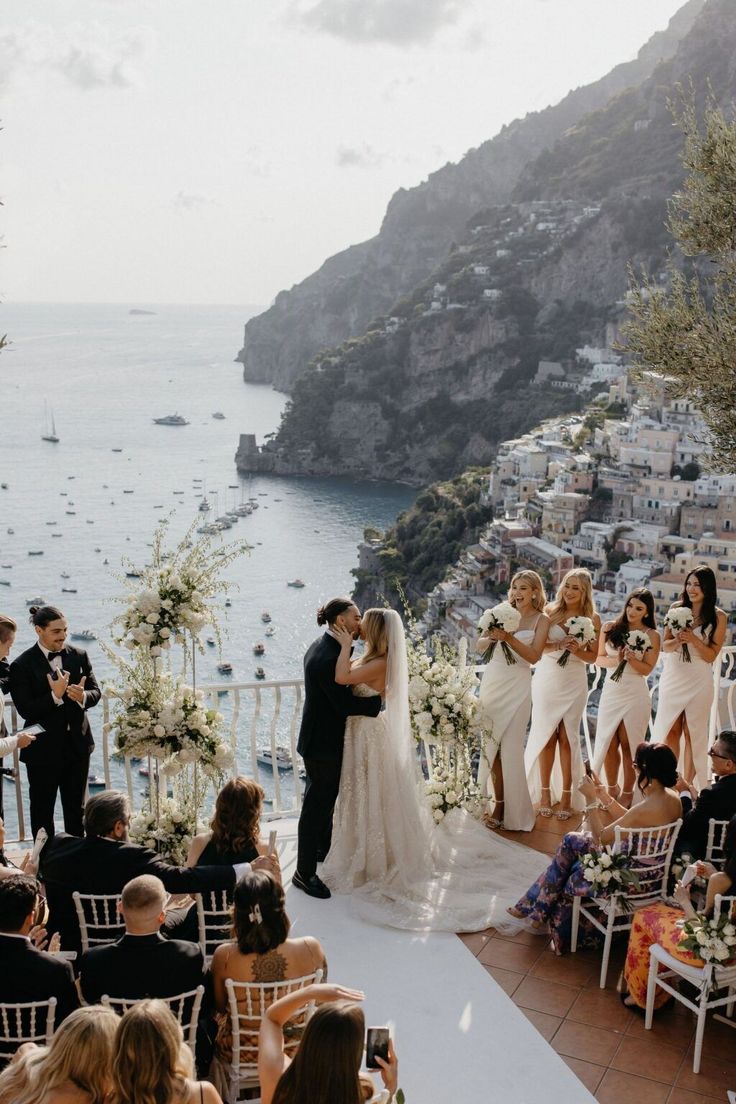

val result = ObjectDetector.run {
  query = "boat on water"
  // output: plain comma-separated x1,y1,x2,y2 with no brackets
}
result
65,510,76,515
253,642,265,655
46,521,57,527
256,745,292,770
6,529,14,535
225,599,232,608
153,414,189,426
126,571,142,579
261,611,272,623
87,775,106,790
139,767,150,778
111,448,123,452
255,667,266,680
26,596,46,606
0,483,7,490
61,587,77,593
217,662,233,675
0,564,11,569
264,626,275,637
52,533,63,538
287,579,306,588
212,412,226,420
0,580,10,587
41,403,60,444
28,550,44,557
123,489,135,494
61,572,71,578
71,629,97,641
206,637,216,647
198,498,211,512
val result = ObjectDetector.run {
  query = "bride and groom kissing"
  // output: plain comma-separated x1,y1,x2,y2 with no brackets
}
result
292,597,548,931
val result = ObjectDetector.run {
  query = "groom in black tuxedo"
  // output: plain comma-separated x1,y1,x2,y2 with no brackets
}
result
294,597,381,899
9,605,100,839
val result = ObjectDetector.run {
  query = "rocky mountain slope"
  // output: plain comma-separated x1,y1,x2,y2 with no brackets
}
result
236,0,704,392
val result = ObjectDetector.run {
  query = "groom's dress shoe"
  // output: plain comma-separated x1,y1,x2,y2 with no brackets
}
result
292,871,331,899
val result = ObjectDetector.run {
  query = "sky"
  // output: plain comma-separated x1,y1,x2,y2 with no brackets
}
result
0,0,689,306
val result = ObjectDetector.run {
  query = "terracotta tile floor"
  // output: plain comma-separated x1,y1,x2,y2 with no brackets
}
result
459,807,736,1104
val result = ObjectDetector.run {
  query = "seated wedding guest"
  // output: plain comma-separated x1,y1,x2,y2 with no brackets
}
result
508,743,682,955
79,874,205,1004
0,817,37,879
621,814,736,1009
187,776,280,877
0,874,79,1029
0,615,37,823
109,999,222,1104
258,983,399,1104
209,871,327,1093
9,605,102,839
0,1004,118,1104
675,729,736,858
40,791,279,953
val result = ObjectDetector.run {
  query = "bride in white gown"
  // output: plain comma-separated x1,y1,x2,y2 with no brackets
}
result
320,608,548,932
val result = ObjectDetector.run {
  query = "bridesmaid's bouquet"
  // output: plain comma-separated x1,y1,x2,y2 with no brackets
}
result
610,629,652,683
664,606,694,662
557,616,597,667
478,601,521,665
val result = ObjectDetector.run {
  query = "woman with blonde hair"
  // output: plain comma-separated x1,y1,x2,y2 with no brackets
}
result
476,571,550,831
110,999,221,1104
0,1005,118,1104
525,569,600,820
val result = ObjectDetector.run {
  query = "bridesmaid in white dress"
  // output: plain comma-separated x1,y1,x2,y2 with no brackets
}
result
651,565,726,787
525,569,601,820
592,589,659,806
476,571,550,832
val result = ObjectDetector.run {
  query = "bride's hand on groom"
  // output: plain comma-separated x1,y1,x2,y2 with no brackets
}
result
333,626,354,649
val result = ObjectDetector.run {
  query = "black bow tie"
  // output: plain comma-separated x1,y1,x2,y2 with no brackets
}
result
47,651,64,661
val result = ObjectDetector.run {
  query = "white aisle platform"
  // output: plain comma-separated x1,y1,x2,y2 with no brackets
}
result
273,818,594,1104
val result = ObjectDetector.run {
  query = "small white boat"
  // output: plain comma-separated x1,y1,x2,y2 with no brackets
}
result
261,611,272,623
0,580,10,587
153,413,189,426
28,550,44,556
87,774,106,790
257,746,293,770
255,666,266,680
264,626,275,637
212,412,226,420
253,642,265,655
225,598,232,608
206,637,216,647
217,662,233,675
42,403,60,444
61,572,71,579
71,629,97,641
61,587,77,593
198,498,211,513
287,579,306,588
26,596,47,606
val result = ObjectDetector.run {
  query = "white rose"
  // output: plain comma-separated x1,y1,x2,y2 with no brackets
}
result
433,808,445,823
153,724,166,738
713,943,730,962
599,853,612,868
159,627,171,639
149,646,162,657
446,790,458,804
146,613,158,625
696,930,709,945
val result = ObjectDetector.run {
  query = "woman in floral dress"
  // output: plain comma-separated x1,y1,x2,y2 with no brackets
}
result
507,744,682,955
622,815,736,1009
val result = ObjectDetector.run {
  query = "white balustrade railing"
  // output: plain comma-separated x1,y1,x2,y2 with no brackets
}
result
3,644,736,844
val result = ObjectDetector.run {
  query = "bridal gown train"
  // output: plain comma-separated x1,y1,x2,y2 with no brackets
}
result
524,624,588,813
477,629,536,832
321,686,548,932
651,627,715,788
592,641,652,789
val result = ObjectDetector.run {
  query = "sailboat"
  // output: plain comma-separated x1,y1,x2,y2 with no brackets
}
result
41,403,59,444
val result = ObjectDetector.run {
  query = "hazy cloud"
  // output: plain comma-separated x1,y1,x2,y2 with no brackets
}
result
294,0,463,46
335,144,386,168
171,191,215,213
0,22,155,92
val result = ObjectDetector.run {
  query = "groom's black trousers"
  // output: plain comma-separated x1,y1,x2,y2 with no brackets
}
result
297,756,342,879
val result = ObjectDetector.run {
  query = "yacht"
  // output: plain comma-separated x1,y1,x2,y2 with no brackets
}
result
217,662,233,675
0,580,10,587
26,596,47,606
28,550,44,556
41,403,60,443
254,666,266,680
198,498,211,513
253,642,265,655
287,579,306,588
261,611,272,623
206,637,216,647
87,775,106,790
61,587,77,594
264,626,276,637
71,629,97,641
256,745,292,770
212,412,226,420
153,414,189,426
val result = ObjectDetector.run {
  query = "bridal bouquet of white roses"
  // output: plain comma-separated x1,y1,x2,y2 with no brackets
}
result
130,797,205,866
477,601,521,665
676,911,736,967
664,606,694,662
610,629,652,683
557,616,597,667
581,844,640,907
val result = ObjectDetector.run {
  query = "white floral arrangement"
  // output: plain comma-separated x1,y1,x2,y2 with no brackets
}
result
478,601,521,666
676,911,736,966
425,748,482,823
557,615,597,667
581,844,640,907
664,605,694,662
110,658,234,780
130,798,205,866
116,519,250,656
610,629,652,683
407,634,478,747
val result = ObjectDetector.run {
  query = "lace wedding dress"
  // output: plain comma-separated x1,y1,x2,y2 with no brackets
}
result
320,612,548,932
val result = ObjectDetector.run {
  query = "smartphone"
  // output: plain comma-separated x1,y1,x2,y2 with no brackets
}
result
30,827,49,865
681,864,698,887
267,830,278,856
20,724,45,738
365,1027,390,1070
583,760,593,777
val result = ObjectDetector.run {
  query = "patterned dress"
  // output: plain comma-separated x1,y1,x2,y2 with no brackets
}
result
623,901,704,1009
511,832,599,954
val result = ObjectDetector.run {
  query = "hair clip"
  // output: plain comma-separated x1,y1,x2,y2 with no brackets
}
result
248,903,263,925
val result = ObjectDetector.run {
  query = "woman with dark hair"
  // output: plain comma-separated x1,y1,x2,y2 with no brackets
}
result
652,565,727,786
622,813,736,1009
507,743,682,954
258,983,399,1104
592,590,659,806
209,872,327,1089
187,776,278,872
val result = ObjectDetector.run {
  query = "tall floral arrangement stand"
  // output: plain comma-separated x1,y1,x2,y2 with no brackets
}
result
106,519,249,860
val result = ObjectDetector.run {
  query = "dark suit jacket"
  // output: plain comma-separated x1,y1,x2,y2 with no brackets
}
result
0,932,79,1024
678,773,736,858
297,633,382,761
0,657,9,744
80,931,205,1004
40,833,238,953
9,643,101,765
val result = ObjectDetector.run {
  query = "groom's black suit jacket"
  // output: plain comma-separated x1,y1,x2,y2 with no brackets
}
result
9,643,100,765
297,633,381,760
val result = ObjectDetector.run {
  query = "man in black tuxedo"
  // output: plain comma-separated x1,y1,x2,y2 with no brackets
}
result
79,874,205,1003
676,729,736,858
41,790,279,953
294,597,382,899
0,874,79,1029
9,605,101,838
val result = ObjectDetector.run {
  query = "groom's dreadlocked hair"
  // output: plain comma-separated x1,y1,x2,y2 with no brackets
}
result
316,597,353,626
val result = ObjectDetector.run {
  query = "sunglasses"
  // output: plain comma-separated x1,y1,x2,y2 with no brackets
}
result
708,749,730,761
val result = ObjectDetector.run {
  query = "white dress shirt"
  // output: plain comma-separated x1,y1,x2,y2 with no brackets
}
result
37,643,86,709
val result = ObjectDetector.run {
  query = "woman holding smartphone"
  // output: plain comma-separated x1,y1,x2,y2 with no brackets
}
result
651,565,726,786
592,590,659,806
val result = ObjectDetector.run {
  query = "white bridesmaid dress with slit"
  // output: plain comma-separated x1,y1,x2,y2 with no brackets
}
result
592,641,653,785
651,627,715,787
